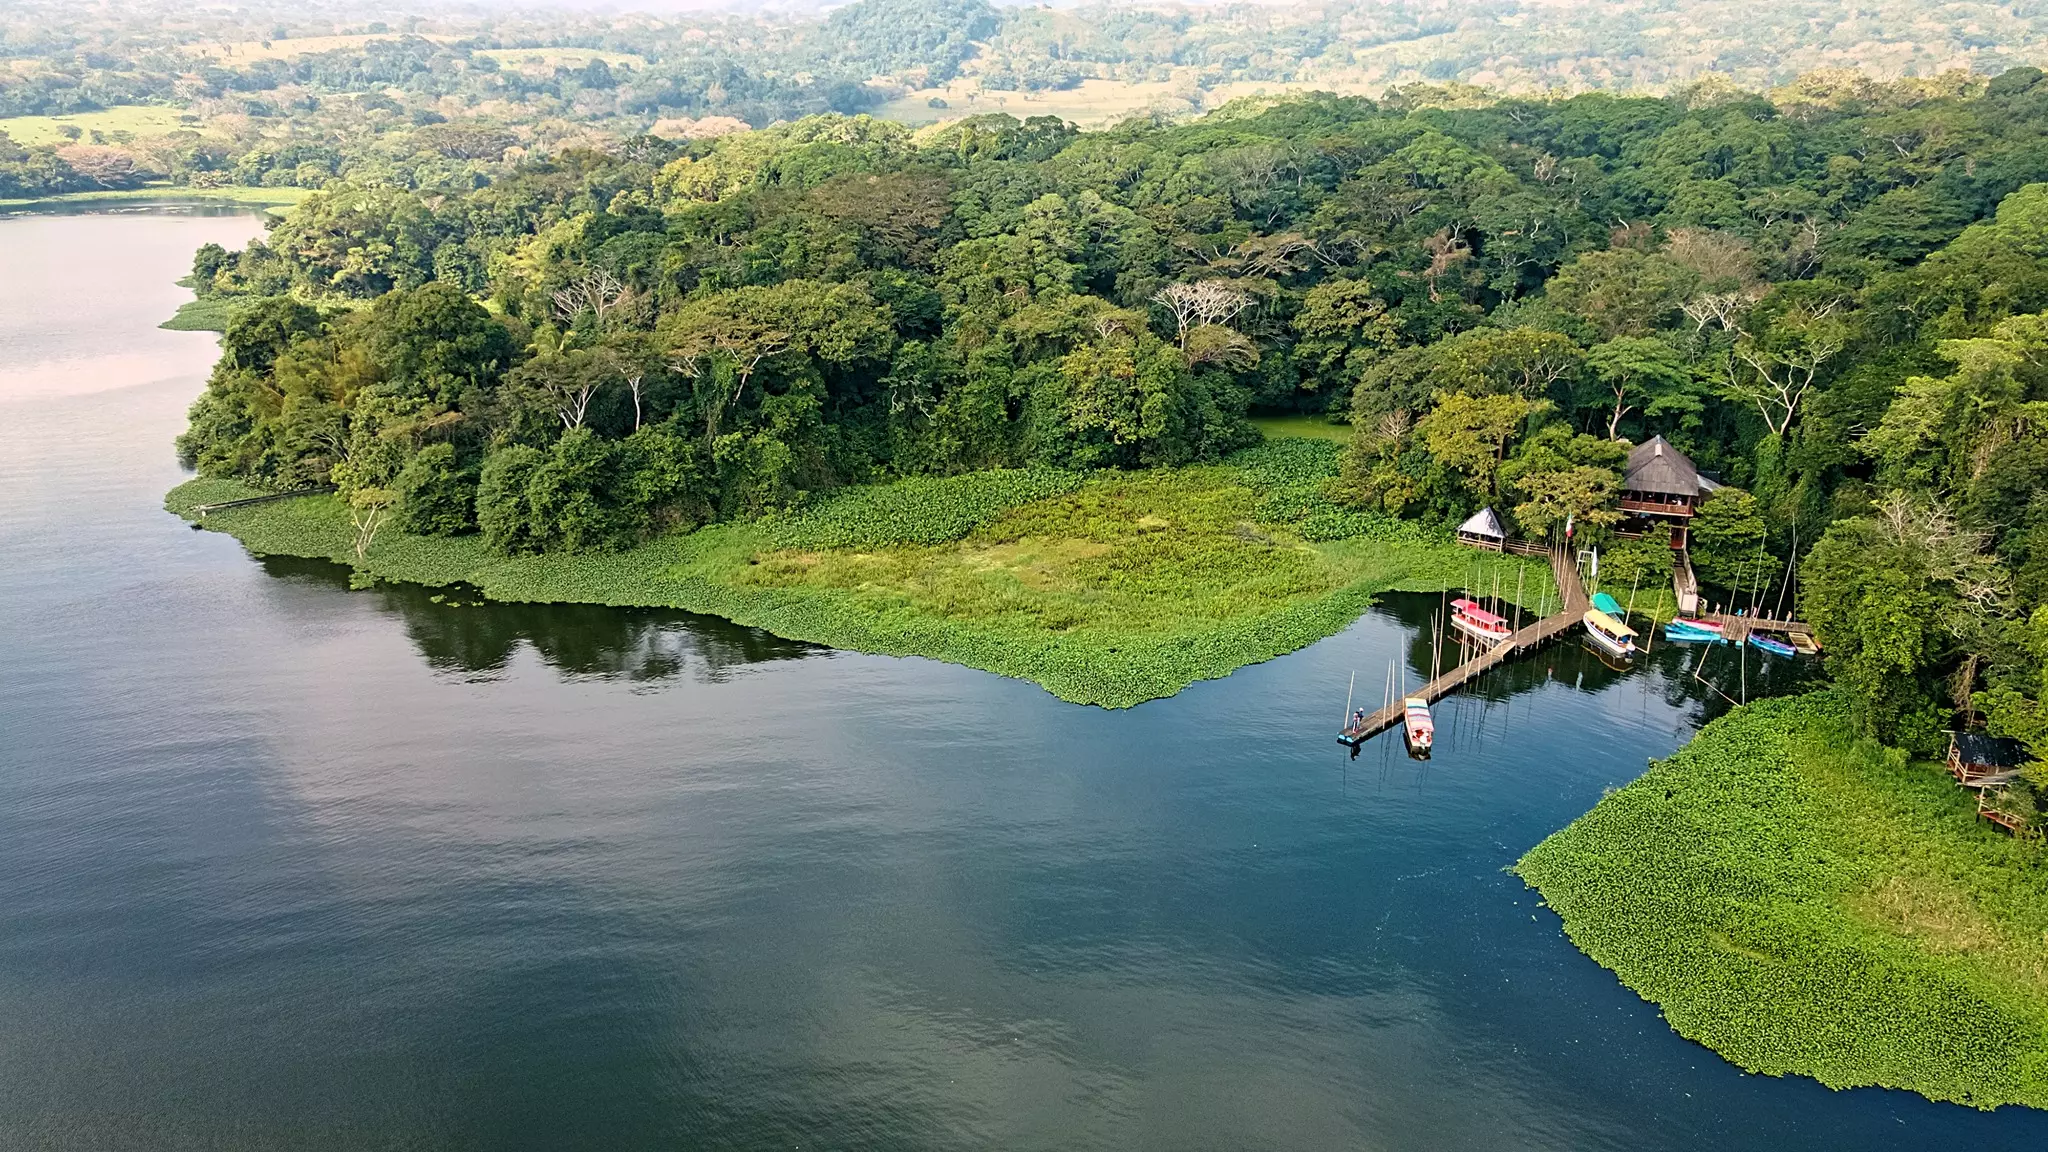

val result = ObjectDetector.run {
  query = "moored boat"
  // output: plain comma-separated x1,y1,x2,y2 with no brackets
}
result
1582,608,1637,658
1402,697,1434,755
1749,633,1797,658
1663,621,1729,644
1449,598,1513,645
1671,616,1724,632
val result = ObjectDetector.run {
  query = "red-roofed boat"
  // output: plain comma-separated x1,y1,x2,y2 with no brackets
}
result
1449,598,1512,645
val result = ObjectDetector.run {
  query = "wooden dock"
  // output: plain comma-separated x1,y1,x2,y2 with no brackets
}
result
1694,610,1814,642
1343,544,1589,744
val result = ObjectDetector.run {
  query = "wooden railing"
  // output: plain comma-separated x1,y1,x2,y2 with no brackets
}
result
1620,497,1693,517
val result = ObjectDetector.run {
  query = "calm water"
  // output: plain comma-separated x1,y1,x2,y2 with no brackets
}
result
2,209,2043,1151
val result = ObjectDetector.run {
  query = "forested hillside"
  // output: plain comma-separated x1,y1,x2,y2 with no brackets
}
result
18,0,2048,199
168,69,2048,758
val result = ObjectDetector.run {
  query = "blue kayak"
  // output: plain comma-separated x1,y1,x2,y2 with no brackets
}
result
1749,633,1797,657
1664,622,1729,644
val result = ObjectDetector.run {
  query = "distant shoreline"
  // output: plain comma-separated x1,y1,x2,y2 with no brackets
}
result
0,186,308,215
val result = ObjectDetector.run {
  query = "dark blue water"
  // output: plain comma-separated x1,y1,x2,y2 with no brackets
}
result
3,210,2044,1150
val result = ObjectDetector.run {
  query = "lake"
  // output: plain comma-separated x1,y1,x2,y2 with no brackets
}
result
1,208,2043,1150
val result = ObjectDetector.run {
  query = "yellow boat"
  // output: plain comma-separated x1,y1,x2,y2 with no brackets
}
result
1582,608,1637,658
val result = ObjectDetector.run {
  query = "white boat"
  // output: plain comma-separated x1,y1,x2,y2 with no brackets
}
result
1403,697,1435,755
1582,608,1637,658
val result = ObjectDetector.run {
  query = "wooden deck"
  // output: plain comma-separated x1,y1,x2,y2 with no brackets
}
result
1343,545,1589,744
1694,610,1814,642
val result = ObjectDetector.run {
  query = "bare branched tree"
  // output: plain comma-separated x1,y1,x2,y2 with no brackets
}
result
1874,490,2007,620
553,267,631,329
1420,227,1471,302
1679,289,1762,333
1152,281,1255,348
624,372,645,430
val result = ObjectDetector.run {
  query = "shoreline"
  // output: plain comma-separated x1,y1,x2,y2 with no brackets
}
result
167,464,1560,709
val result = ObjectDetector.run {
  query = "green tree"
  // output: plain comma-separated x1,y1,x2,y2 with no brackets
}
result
1583,336,1694,440
1689,487,1767,593
1414,391,1544,500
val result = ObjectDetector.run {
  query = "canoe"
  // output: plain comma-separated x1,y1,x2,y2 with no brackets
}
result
1664,622,1729,644
1749,634,1797,658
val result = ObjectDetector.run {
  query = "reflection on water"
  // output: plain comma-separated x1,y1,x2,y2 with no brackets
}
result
256,555,817,684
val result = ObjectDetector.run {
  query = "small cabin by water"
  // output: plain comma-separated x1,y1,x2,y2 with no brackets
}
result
1948,732,2030,788
1455,507,1506,551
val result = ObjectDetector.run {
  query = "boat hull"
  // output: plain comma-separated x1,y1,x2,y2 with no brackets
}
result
1582,620,1636,658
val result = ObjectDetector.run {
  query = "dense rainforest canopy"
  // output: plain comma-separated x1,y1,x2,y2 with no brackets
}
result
174,69,2048,772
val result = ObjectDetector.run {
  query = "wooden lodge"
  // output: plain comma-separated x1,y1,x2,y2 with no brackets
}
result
1619,436,1716,549
1948,731,2030,788
1455,507,1506,551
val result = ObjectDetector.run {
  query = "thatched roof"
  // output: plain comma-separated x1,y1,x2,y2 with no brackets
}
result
1954,732,2031,770
1456,507,1504,538
1623,436,1701,498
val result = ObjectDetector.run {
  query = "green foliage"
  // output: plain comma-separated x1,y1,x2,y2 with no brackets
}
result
158,296,240,333
1519,694,2048,1111
393,442,476,536
1690,487,1768,591
768,468,1081,549
476,443,546,554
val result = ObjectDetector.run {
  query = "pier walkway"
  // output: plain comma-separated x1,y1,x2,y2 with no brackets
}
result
1344,543,1589,744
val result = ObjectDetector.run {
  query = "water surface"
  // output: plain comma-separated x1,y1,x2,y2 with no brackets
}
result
2,210,2043,1150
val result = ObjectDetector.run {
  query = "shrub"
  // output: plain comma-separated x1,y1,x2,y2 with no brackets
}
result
393,442,476,536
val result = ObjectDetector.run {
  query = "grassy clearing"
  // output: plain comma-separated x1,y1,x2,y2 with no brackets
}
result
0,106,192,145
168,440,1553,707
1518,694,2048,1110
1249,413,1352,442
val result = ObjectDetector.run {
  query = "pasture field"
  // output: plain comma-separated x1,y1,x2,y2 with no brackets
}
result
0,106,193,145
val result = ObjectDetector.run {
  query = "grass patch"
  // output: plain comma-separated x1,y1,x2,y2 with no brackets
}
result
0,106,191,145
160,296,241,332
168,453,1552,707
1249,414,1353,442
1517,693,2048,1110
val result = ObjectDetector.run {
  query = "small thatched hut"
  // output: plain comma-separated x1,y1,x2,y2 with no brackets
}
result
1455,507,1505,551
